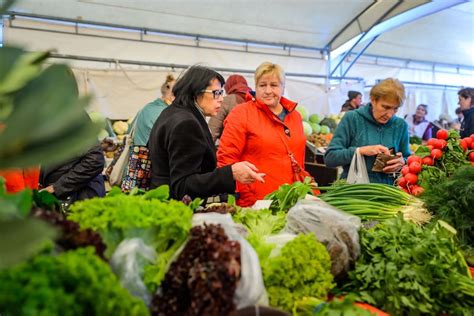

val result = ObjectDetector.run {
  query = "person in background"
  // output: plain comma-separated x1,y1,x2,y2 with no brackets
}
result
404,104,432,141
148,65,264,201
340,90,362,112
325,78,409,184
217,62,308,207
133,74,176,146
40,144,106,206
453,107,464,131
208,74,251,143
458,87,474,138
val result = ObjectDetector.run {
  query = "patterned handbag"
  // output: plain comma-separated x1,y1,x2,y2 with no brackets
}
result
120,145,152,192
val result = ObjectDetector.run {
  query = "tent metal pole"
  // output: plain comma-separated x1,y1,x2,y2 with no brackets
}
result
330,0,403,77
367,80,463,90
341,35,379,78
6,11,324,52
48,53,364,81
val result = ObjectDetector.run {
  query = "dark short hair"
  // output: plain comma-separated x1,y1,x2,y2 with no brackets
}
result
172,65,225,107
458,87,474,106
417,104,428,114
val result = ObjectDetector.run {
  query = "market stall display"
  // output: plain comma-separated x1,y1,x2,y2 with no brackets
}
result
1,43,473,315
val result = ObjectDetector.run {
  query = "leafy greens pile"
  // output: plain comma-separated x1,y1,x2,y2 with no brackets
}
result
68,186,193,291
0,248,148,316
422,166,474,252
259,234,334,312
345,215,474,315
68,186,193,257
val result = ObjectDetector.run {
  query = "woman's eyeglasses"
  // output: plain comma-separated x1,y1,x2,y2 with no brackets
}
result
201,89,225,99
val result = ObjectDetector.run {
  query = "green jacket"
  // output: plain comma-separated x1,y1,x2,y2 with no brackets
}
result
133,98,167,146
324,104,410,184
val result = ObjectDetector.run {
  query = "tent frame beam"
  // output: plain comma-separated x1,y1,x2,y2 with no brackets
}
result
329,0,403,77
48,53,364,81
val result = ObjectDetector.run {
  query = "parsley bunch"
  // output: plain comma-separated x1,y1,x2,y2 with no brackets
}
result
346,215,474,315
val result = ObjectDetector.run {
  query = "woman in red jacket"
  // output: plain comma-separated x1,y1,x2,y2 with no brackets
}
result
217,62,308,206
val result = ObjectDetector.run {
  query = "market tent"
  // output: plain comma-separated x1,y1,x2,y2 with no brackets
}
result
4,0,474,120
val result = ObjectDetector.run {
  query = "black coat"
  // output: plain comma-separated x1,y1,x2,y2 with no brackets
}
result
40,144,105,203
148,103,235,200
460,107,474,138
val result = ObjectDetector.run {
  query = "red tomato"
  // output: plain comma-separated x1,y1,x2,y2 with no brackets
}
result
469,152,474,162
411,185,424,196
405,173,418,184
422,156,434,166
436,129,448,140
409,162,422,174
401,165,410,176
464,137,473,148
398,176,407,188
439,139,447,149
407,155,422,165
426,145,434,151
460,140,468,151
431,149,443,159
427,138,438,147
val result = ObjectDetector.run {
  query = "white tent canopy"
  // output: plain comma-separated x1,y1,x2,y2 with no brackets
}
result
4,0,474,120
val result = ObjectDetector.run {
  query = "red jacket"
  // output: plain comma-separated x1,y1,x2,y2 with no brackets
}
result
0,168,40,193
217,95,306,206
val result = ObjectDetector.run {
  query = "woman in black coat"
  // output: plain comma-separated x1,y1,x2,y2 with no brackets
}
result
148,65,264,201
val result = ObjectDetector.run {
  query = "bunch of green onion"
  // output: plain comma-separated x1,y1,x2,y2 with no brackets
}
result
318,184,432,225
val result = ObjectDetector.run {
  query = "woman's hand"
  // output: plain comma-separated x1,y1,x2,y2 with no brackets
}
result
358,145,390,156
231,161,265,184
383,152,405,173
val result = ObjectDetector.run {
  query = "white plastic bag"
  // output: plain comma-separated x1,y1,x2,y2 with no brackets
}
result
110,238,157,305
284,199,361,279
192,213,265,309
347,148,369,184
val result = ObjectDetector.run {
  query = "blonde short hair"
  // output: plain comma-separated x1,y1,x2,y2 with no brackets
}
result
160,74,176,97
255,62,285,85
370,78,406,105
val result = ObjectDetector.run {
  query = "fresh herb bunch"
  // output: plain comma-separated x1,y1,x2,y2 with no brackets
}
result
265,177,313,213
262,234,334,312
0,248,148,316
345,215,474,315
422,166,474,251
151,224,241,316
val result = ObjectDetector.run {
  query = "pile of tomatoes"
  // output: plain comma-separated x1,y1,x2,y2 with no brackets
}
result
397,130,474,196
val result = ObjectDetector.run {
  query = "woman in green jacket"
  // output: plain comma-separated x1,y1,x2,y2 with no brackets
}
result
324,78,410,184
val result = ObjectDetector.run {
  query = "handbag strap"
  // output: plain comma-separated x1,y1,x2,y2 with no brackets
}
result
276,130,303,174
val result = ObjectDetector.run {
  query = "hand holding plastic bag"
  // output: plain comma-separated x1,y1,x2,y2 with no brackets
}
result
347,148,369,184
